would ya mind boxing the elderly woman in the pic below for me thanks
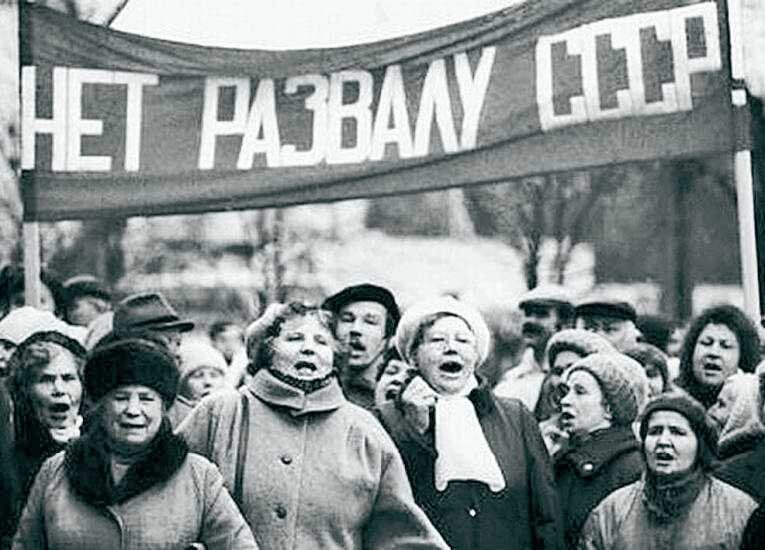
[13,338,257,549]
[578,392,758,549]
[675,304,760,409]
[378,297,564,550]
[554,352,648,547]
[712,372,765,500]
[537,329,615,454]
[167,338,228,427]
[5,325,86,539]
[179,302,447,550]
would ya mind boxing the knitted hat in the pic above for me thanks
[545,329,614,367]
[177,339,227,385]
[322,284,400,335]
[0,306,87,347]
[716,372,765,454]
[639,391,718,457]
[395,297,491,367]
[244,302,291,359]
[567,352,649,426]
[84,338,179,404]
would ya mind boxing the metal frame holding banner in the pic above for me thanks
[17,0,760,320]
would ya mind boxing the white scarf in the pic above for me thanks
[434,377,506,492]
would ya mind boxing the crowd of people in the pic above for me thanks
[1,262,765,549]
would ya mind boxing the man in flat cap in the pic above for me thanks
[574,298,640,352]
[322,283,400,410]
[494,284,573,414]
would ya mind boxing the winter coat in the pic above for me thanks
[178,368,448,550]
[554,426,643,547]
[12,423,257,550]
[578,475,758,549]
[0,385,15,549]
[741,503,765,550]
[378,383,565,550]
[714,435,765,500]
[167,393,197,428]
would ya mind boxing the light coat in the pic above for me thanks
[578,476,758,549]
[178,369,448,550]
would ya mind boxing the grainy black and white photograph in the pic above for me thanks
[1,0,765,548]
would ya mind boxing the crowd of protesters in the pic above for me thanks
[1,262,765,549]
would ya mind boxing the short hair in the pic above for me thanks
[678,304,761,379]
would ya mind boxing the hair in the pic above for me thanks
[0,264,67,318]
[208,320,242,341]
[678,304,761,385]
[249,302,343,375]
[375,344,403,381]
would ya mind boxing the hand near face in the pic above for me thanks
[399,375,438,434]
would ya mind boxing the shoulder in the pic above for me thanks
[339,402,399,450]
[39,450,67,478]
[708,477,759,510]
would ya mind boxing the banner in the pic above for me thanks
[20,0,734,221]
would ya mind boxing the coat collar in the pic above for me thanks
[249,368,346,416]
[65,419,188,507]
[466,377,496,417]
[556,426,639,477]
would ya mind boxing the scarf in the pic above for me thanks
[49,414,83,445]
[642,468,707,524]
[434,376,506,492]
[267,367,337,394]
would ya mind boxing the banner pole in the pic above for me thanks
[726,0,761,322]
[18,0,41,308]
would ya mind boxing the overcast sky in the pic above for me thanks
[112,0,520,49]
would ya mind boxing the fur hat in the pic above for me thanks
[395,297,491,367]
[0,306,87,347]
[567,352,649,426]
[716,373,765,456]
[639,390,718,466]
[177,339,227,385]
[84,338,179,404]
[545,329,614,367]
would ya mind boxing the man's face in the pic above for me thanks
[576,315,639,352]
[521,303,561,353]
[335,301,388,371]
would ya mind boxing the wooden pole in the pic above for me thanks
[23,221,41,307]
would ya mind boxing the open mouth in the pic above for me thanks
[384,383,402,401]
[120,423,146,430]
[522,323,544,338]
[559,411,575,424]
[294,361,318,374]
[701,360,723,374]
[49,403,71,414]
[439,361,463,374]
[654,450,674,462]
[348,341,366,352]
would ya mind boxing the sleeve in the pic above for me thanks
[10,457,55,550]
[518,402,566,550]
[362,447,448,550]
[576,504,609,550]
[198,462,259,550]
[177,395,219,459]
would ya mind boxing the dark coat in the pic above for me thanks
[714,435,765,501]
[379,384,565,550]
[741,504,765,550]
[554,426,643,547]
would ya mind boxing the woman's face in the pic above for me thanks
[29,345,82,431]
[708,381,738,431]
[644,410,698,475]
[692,323,740,387]
[103,384,164,451]
[184,366,225,400]
[644,362,666,398]
[270,314,334,380]
[559,369,612,436]
[414,315,478,396]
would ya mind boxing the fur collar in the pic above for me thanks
[65,419,187,506]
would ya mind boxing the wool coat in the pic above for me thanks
[12,427,257,550]
[741,504,765,550]
[554,426,643,547]
[378,384,565,550]
[167,393,197,428]
[578,476,758,549]
[178,368,448,550]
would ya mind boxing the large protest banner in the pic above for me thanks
[19,0,738,221]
